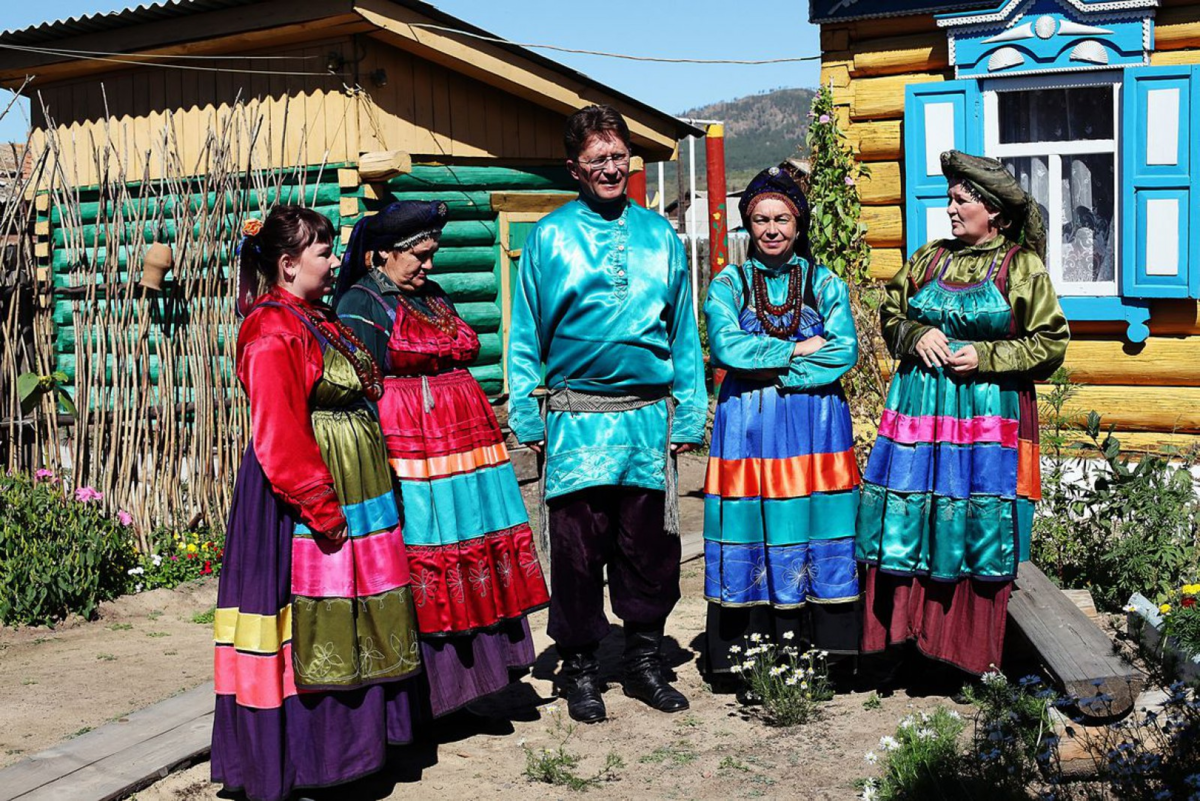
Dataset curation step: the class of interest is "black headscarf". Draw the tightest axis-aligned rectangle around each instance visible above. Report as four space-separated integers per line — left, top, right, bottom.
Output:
335 200 448 300
738 165 813 261
940 150 1046 260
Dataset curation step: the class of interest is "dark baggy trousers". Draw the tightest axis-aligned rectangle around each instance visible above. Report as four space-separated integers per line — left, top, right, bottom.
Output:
546 486 682 649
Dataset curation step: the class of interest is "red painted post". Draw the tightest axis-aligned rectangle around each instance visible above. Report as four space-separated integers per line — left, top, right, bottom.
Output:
706 124 729 275
628 155 647 207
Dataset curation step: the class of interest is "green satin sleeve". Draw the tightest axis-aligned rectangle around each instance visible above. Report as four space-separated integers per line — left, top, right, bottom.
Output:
880 241 940 360
335 285 391 371
781 268 859 389
973 253 1070 379
704 266 795 373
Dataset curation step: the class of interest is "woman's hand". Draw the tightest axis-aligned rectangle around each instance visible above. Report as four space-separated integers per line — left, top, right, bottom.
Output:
914 328 955 369
526 441 544 456
321 521 348 545
946 344 979 376
792 335 828 358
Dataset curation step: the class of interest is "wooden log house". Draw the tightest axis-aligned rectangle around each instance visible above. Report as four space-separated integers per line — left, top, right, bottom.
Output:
0 0 697 397
811 0 1200 450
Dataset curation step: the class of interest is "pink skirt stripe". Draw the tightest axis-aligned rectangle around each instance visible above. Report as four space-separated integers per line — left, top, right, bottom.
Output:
214 643 297 709
290 527 412 599
878 410 1019 448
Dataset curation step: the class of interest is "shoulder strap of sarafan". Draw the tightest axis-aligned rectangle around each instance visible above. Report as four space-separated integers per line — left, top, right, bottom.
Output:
909 247 944 294
993 245 1021 295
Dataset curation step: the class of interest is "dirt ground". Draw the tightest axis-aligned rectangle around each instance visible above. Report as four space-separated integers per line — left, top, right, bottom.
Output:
1 454 963 800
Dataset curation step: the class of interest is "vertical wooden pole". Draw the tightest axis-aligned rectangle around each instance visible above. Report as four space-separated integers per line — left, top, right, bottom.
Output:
706 123 729 275
627 155 647 207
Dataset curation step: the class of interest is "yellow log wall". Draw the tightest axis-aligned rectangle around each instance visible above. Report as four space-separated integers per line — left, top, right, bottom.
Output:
821 12 1200 450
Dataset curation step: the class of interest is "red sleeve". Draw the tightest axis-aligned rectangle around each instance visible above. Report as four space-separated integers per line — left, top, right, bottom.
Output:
240 331 345 534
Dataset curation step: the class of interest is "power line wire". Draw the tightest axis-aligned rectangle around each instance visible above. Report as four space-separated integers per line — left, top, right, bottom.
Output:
0 41 335 76
409 23 821 64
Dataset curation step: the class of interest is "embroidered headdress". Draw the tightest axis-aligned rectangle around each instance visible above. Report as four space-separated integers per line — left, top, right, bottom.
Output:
335 200 448 300
940 149 1046 260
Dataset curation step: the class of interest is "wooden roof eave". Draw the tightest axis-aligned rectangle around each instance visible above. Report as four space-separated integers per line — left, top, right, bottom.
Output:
0 0 366 88
354 0 686 162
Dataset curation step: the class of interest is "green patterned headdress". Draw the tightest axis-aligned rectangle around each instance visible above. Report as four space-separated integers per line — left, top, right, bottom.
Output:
940 150 1046 261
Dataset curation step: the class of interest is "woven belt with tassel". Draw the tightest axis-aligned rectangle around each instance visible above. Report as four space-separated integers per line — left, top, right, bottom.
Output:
539 385 680 541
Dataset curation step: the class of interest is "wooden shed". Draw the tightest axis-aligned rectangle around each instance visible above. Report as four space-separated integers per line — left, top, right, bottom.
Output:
0 0 694 526
811 0 1200 449
0 0 696 396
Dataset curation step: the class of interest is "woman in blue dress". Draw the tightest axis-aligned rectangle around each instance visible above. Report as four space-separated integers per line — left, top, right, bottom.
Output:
701 165 862 687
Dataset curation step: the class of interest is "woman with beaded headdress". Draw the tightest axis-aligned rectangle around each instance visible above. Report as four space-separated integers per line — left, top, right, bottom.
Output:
212 206 422 801
335 201 549 720
701 164 862 694
856 151 1069 682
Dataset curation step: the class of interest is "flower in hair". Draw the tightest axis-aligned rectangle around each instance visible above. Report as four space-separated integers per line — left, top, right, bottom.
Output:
242 218 263 237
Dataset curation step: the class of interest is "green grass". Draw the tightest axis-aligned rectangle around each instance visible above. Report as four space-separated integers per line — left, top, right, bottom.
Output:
107 622 133 631
96 653 116 661
191 607 216 625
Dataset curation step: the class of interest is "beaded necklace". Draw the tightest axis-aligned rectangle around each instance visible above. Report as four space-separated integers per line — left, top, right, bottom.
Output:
397 293 459 337
751 263 805 339
290 300 385 401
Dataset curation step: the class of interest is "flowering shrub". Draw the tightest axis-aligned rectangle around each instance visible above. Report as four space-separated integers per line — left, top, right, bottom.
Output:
0 469 137 625
130 526 225 592
859 707 965 800
728 632 833 726
1157 583 1200 660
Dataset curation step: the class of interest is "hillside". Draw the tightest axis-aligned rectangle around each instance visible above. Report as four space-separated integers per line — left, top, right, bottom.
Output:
653 86 817 206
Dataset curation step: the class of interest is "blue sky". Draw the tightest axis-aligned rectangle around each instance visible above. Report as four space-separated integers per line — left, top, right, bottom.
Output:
0 1 821 141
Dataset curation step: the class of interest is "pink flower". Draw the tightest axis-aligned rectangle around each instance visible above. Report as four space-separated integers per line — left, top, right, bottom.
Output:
35 468 55 481
74 486 103 503
845 176 857 186
819 114 831 124
117 510 134 526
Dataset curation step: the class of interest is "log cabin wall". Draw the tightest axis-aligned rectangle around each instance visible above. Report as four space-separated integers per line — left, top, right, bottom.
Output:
819 0 1200 451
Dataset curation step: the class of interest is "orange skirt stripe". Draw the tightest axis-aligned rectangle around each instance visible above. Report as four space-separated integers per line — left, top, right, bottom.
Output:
1017 438 1041 501
389 443 510 481
704 449 862 499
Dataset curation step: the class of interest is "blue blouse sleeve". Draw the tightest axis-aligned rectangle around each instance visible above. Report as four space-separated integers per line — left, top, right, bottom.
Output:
780 268 859 389
505 231 546 444
704 265 796 374
666 232 708 444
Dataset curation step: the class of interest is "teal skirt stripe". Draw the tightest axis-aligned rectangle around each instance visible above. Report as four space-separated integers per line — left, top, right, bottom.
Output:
704 490 860 546
886 364 1021 422
294 491 400 538
399 462 530 546
854 483 1021 580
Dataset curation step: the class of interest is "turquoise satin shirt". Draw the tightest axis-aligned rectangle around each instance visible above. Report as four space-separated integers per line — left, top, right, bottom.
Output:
506 196 707 499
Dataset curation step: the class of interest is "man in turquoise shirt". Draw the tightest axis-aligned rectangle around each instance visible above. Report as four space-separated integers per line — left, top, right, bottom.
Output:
507 105 707 723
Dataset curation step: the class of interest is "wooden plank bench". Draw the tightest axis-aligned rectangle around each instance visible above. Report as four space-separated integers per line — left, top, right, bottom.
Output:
0 682 213 801
1008 563 1143 719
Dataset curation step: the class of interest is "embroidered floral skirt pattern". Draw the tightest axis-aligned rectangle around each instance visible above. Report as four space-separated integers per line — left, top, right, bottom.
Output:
212 407 422 801
377 368 548 714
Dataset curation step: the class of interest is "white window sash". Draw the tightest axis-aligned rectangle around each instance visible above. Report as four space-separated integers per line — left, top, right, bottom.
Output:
982 72 1122 298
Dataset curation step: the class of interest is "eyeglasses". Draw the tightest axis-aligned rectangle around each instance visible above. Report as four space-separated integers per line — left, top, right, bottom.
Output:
575 152 630 170
750 214 796 227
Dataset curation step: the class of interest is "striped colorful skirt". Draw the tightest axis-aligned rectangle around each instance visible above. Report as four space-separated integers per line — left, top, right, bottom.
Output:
376 368 548 713
855 364 1040 674
702 378 861 671
212 407 422 801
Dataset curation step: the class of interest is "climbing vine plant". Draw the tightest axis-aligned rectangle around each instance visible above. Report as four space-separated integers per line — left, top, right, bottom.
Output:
804 85 887 439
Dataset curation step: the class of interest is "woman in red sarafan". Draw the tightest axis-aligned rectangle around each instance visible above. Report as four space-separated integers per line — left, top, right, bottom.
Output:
336 200 549 717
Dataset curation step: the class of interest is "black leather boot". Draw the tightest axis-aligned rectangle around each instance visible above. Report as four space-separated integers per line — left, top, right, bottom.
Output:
557 647 607 723
622 623 689 713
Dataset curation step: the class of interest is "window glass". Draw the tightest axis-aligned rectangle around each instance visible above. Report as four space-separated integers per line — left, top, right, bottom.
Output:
998 86 1114 143
1002 155 1052 262
1060 154 1116 283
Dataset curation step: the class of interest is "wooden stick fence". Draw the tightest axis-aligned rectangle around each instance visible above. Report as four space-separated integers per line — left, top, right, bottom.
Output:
0 94 351 539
